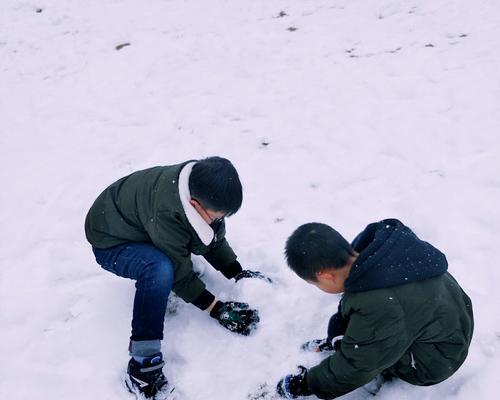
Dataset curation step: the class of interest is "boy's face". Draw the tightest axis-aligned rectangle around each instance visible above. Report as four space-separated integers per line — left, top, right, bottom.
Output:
307 267 349 294
190 199 226 224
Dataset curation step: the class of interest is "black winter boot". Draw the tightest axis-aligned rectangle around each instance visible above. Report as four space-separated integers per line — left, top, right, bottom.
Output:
125 354 171 399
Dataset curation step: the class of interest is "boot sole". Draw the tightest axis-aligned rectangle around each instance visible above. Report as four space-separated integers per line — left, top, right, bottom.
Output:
123 374 177 400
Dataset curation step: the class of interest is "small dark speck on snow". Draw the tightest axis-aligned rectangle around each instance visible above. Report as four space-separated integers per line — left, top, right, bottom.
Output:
386 47 402 54
116 43 131 51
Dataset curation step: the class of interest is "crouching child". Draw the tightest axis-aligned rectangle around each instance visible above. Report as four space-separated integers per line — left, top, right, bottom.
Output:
277 218 473 399
85 157 267 399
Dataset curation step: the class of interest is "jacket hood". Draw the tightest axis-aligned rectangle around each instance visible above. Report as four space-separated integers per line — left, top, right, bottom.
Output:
344 219 448 293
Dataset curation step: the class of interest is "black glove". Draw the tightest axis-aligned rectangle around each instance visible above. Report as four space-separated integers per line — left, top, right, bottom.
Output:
276 366 312 398
209 301 260 335
327 310 348 342
234 269 273 283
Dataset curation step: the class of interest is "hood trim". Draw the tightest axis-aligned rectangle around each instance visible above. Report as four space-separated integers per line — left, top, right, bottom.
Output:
178 162 214 246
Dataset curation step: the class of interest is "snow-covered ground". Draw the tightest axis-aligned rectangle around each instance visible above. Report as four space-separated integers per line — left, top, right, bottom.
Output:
1 0 499 399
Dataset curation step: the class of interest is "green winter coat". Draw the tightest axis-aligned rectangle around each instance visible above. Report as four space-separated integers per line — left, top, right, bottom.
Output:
85 161 237 304
307 219 474 399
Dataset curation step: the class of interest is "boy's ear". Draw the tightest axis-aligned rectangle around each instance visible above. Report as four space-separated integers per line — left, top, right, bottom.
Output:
316 270 337 282
190 198 204 212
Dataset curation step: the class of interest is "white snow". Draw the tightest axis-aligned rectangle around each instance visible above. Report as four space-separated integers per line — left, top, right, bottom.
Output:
1 0 500 399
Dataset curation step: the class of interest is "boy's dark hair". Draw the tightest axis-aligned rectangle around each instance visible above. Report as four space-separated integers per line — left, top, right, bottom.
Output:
285 223 355 281
189 156 243 216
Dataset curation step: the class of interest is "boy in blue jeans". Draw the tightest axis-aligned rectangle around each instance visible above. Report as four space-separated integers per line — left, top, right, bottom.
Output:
86 157 267 399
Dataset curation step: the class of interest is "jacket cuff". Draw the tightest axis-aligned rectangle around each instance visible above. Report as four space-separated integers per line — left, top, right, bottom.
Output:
209 300 224 318
191 289 216 310
218 260 243 279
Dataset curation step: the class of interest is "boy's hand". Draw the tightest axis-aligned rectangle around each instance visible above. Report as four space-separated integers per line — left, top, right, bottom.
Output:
234 269 273 283
209 301 259 335
276 366 312 398
301 338 337 353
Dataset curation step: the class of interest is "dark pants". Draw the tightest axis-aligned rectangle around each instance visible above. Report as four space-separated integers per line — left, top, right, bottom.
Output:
92 242 174 341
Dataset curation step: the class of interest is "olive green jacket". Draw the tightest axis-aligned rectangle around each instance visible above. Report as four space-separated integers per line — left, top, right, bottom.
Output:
85 161 237 304
308 273 473 398
307 219 473 399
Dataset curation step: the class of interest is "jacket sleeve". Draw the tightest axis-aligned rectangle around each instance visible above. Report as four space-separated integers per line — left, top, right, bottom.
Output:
307 292 407 399
148 211 207 304
203 238 240 278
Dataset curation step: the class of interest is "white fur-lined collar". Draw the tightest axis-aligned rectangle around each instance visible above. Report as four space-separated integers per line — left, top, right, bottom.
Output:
178 162 215 246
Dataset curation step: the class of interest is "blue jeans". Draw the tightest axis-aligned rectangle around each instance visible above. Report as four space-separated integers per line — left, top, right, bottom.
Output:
92 242 174 342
